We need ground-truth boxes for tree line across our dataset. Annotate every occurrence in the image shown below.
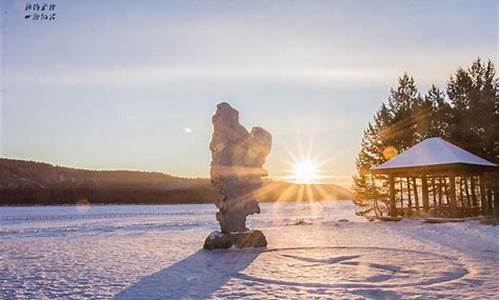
[353,58,499,204]
[0,158,353,205]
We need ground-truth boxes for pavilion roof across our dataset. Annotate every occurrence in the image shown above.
[371,137,497,174]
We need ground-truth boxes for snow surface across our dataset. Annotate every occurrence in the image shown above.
[0,201,498,299]
[373,137,497,170]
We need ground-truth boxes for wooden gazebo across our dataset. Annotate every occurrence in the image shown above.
[371,137,498,217]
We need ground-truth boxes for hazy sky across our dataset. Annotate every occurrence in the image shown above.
[1,0,498,187]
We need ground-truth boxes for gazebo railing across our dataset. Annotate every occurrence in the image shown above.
[389,173,497,218]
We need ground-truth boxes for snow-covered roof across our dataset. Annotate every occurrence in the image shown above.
[372,137,497,171]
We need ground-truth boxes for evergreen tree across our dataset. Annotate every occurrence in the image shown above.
[417,85,452,139]
[382,73,423,152]
[447,58,499,162]
[353,58,498,214]
[352,107,390,214]
[353,109,388,203]
[353,74,423,209]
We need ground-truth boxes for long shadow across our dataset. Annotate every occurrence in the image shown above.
[114,248,262,300]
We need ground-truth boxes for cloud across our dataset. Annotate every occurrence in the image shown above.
[6,64,397,88]
[7,50,496,90]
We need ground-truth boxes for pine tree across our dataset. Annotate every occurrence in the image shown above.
[382,73,423,152]
[447,58,499,162]
[353,74,423,209]
[417,85,452,139]
[353,59,498,216]
[352,108,390,215]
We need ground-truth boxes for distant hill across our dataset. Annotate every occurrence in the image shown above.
[257,181,353,202]
[0,158,352,205]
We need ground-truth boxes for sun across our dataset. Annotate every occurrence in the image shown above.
[293,161,318,184]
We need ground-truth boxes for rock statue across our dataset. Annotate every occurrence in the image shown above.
[203,102,272,249]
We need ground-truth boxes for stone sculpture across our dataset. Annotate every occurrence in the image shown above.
[203,102,271,249]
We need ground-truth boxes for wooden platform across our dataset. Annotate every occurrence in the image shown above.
[424,217,465,223]
[377,216,403,222]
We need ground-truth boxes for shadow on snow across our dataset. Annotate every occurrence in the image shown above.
[114,248,262,300]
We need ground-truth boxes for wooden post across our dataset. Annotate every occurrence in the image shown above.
[471,176,478,207]
[389,175,396,217]
[399,178,404,208]
[449,175,457,217]
[445,177,452,205]
[494,189,499,218]
[479,175,488,215]
[459,177,466,208]
[463,177,470,207]
[431,177,437,206]
[488,191,493,211]
[422,175,429,210]
[438,177,443,205]
[412,177,419,211]
[406,177,412,210]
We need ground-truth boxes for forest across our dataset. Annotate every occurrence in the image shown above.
[353,58,499,211]
[0,158,352,205]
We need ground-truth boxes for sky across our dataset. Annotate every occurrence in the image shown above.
[1,0,498,187]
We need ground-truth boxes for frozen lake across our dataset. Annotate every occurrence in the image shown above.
[0,200,363,239]
[1,200,497,299]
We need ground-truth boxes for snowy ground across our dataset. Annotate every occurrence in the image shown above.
[0,201,497,299]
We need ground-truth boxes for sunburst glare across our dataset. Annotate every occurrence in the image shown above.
[293,160,318,184]
[279,136,335,185]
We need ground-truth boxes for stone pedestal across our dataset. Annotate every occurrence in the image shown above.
[203,230,267,250]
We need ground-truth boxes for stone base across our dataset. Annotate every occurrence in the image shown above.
[203,230,267,250]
